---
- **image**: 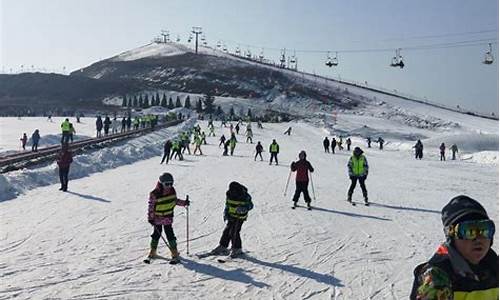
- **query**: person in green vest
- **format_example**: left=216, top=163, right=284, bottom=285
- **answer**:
left=193, top=135, right=203, bottom=155
left=347, top=146, right=369, bottom=205
left=269, top=139, right=280, bottom=165
left=210, top=181, right=253, bottom=258
left=60, top=118, right=71, bottom=144
left=229, top=133, right=237, bottom=156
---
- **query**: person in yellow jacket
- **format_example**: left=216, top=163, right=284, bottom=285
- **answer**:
left=60, top=118, right=71, bottom=144
left=347, top=147, right=369, bottom=205
left=269, top=139, right=279, bottom=165
left=410, top=195, right=498, bottom=300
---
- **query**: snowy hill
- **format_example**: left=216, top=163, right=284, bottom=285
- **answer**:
left=0, top=115, right=497, bottom=299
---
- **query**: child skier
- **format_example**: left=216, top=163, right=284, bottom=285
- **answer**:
left=146, top=173, right=190, bottom=264
left=410, top=195, right=498, bottom=299
left=210, top=182, right=253, bottom=258
left=347, top=147, right=369, bottom=205
left=291, top=151, right=314, bottom=210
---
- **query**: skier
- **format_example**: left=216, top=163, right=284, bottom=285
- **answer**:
left=323, top=137, right=330, bottom=153
left=121, top=117, right=127, bottom=133
left=246, top=128, right=253, bottom=143
left=111, top=117, right=119, bottom=134
left=223, top=140, right=230, bottom=156
left=170, top=139, right=183, bottom=161
left=346, top=138, right=352, bottom=151
left=254, top=141, right=264, bottom=161
left=219, top=134, right=226, bottom=148
left=291, top=151, right=314, bottom=210
left=451, top=144, right=459, bottom=160
left=331, top=137, right=337, bottom=154
left=337, top=137, right=343, bottom=151
left=440, top=142, right=446, bottom=161
left=31, top=129, right=40, bottom=152
left=377, top=137, right=384, bottom=150
left=60, top=118, right=71, bottom=144
left=235, top=123, right=240, bottom=135
left=160, top=140, right=172, bottom=164
left=410, top=195, right=498, bottom=299
left=126, top=116, right=132, bottom=131
left=193, top=134, right=203, bottom=155
left=56, top=143, right=73, bottom=192
left=201, top=131, right=207, bottom=145
left=181, top=132, right=191, bottom=155
left=414, top=140, right=423, bottom=160
left=146, top=173, right=190, bottom=263
left=229, top=133, right=237, bottom=156
left=209, top=181, right=253, bottom=258
left=69, top=122, right=76, bottom=143
left=269, top=139, right=279, bottom=165
left=347, top=147, right=369, bottom=205
left=257, top=120, right=263, bottom=129
left=20, top=133, right=27, bottom=150
left=209, top=125, right=216, bottom=137
left=284, top=127, right=292, bottom=135
left=103, top=116, right=111, bottom=136
left=367, top=137, right=372, bottom=148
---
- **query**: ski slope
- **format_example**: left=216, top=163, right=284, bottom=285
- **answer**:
left=0, top=117, right=498, bottom=299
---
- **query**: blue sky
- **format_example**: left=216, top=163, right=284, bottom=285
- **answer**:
left=1, top=0, right=498, bottom=113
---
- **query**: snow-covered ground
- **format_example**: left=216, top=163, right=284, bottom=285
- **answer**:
left=0, top=113, right=498, bottom=299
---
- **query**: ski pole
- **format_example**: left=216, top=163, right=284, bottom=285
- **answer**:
left=310, top=173, right=317, bottom=201
left=185, top=195, right=190, bottom=255
left=283, top=170, right=292, bottom=196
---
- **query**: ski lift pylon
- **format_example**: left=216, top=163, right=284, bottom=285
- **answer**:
left=483, top=43, right=494, bottom=65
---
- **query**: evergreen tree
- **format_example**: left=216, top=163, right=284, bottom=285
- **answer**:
left=155, top=92, right=160, bottom=106
left=143, top=94, right=150, bottom=108
left=229, top=106, right=235, bottom=119
left=203, top=94, right=215, bottom=114
left=139, top=95, right=144, bottom=108
left=161, top=94, right=167, bottom=107
left=216, top=106, right=224, bottom=116
left=168, top=97, right=174, bottom=109
left=122, top=95, right=127, bottom=107
left=196, top=98, right=203, bottom=113
left=133, top=95, right=138, bottom=107
left=175, top=96, right=182, bottom=108
left=247, top=108, right=252, bottom=119
left=184, top=95, right=191, bottom=109
left=128, top=97, right=132, bottom=107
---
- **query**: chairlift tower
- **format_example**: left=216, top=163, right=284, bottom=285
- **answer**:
left=191, top=26, right=203, bottom=54
left=161, top=30, right=169, bottom=43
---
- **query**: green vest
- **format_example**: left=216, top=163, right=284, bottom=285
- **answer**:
left=61, top=121, right=71, bottom=132
left=270, top=143, right=278, bottom=152
left=351, top=155, right=365, bottom=176
left=154, top=194, right=177, bottom=217
left=226, top=199, right=248, bottom=220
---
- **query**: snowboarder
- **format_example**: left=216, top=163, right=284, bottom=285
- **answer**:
left=284, top=127, right=292, bottom=135
left=254, top=141, right=264, bottom=161
left=56, top=143, right=73, bottom=192
left=20, top=133, right=27, bottom=150
left=414, top=140, right=423, bottom=160
left=323, top=137, right=330, bottom=153
left=219, top=134, right=226, bottom=148
left=291, top=151, right=314, bottom=210
left=60, top=118, right=71, bottom=144
left=331, top=138, right=337, bottom=154
left=451, top=144, right=459, bottom=160
left=377, top=137, right=384, bottom=150
left=31, top=129, right=40, bottom=152
left=367, top=137, right=372, bottom=148
left=209, top=181, right=253, bottom=258
left=346, top=138, right=352, bottom=151
left=160, top=140, right=172, bottom=164
left=410, top=195, right=498, bottom=299
left=347, top=147, right=369, bottom=205
left=146, top=173, right=190, bottom=263
left=269, top=139, right=279, bottom=165
left=440, top=142, right=446, bottom=161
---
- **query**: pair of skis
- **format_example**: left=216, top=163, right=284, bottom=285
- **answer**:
left=348, top=200, right=369, bottom=206
left=143, top=255, right=180, bottom=265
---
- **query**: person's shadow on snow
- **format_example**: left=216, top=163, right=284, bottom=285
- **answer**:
left=65, top=191, right=111, bottom=203
left=180, top=257, right=270, bottom=288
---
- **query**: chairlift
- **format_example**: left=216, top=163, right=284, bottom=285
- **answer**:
left=188, top=34, right=193, bottom=43
left=259, top=50, right=264, bottom=60
left=246, top=49, right=251, bottom=58
left=325, top=52, right=334, bottom=67
left=223, top=45, right=228, bottom=52
left=176, top=35, right=181, bottom=42
left=217, top=41, right=222, bottom=48
left=201, top=35, right=206, bottom=41
left=332, top=52, right=339, bottom=66
left=235, top=46, right=241, bottom=55
left=390, top=49, right=404, bottom=68
left=483, top=43, right=494, bottom=65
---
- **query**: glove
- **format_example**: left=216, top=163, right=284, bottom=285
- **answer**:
left=235, top=207, right=248, bottom=214
left=185, top=199, right=190, bottom=206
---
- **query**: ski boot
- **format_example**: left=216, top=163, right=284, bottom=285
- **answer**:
left=169, top=247, right=180, bottom=264
left=230, top=248, right=242, bottom=258
left=292, top=201, right=298, bottom=209
left=307, top=202, right=312, bottom=210
left=347, top=195, right=355, bottom=206
left=210, top=245, right=230, bottom=255
left=147, top=248, right=157, bottom=259
left=364, top=196, right=369, bottom=206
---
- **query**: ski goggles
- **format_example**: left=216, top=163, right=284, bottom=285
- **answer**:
left=447, top=219, right=495, bottom=240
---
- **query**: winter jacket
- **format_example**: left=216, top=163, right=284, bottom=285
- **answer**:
left=323, top=138, right=330, bottom=148
left=291, top=159, right=314, bottom=182
left=348, top=154, right=368, bottom=177
left=96, top=118, right=103, bottom=130
left=148, top=184, right=188, bottom=225
left=224, top=182, right=253, bottom=221
left=164, top=140, right=172, bottom=151
left=410, top=243, right=498, bottom=300
left=57, top=150, right=73, bottom=169
left=255, top=144, right=263, bottom=153
left=440, top=144, right=446, bottom=153
left=31, top=131, right=40, bottom=143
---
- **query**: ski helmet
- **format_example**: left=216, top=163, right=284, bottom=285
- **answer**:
left=159, top=172, right=174, bottom=185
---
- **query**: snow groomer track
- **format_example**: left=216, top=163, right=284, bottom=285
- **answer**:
left=0, top=119, right=183, bottom=173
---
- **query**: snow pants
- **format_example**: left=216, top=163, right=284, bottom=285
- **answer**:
left=219, top=218, right=244, bottom=250
left=348, top=176, right=367, bottom=199
left=270, top=152, right=278, bottom=165
left=292, top=181, right=311, bottom=204
left=254, top=152, right=263, bottom=161
left=59, top=167, right=70, bottom=191
left=160, top=149, right=171, bottom=164
left=440, top=152, right=446, bottom=161
left=151, top=224, right=176, bottom=249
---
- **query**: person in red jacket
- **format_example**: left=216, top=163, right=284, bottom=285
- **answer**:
left=56, top=143, right=73, bottom=191
left=291, top=151, right=314, bottom=210
left=147, top=173, right=190, bottom=263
